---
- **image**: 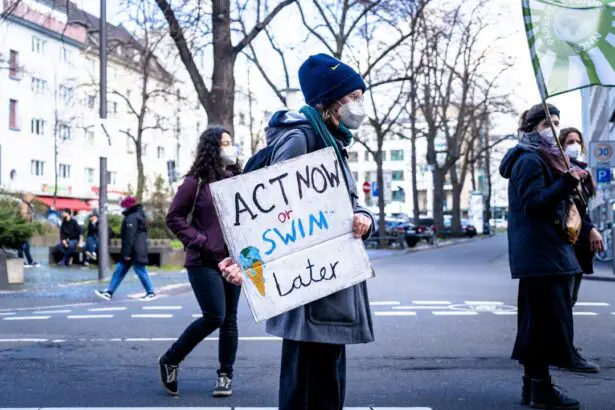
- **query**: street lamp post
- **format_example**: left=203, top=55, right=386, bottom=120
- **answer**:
left=98, top=0, right=109, bottom=281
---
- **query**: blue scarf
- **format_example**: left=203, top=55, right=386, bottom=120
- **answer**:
left=299, top=105, right=354, bottom=167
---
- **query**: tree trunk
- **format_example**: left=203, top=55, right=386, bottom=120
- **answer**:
left=211, top=0, right=236, bottom=134
left=376, top=152, right=387, bottom=247
left=484, top=131, right=493, bottom=230
left=450, top=166, right=462, bottom=232
left=432, top=167, right=446, bottom=233
left=410, top=132, right=420, bottom=225
left=53, top=113, right=58, bottom=209
left=135, top=142, right=145, bottom=202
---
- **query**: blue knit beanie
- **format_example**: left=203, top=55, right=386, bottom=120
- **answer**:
left=298, top=53, right=366, bottom=107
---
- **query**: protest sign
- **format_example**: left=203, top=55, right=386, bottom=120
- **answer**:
left=210, top=147, right=374, bottom=323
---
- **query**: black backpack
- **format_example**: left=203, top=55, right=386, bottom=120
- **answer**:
left=243, top=125, right=322, bottom=173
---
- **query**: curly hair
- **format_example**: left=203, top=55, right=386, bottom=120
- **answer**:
left=186, top=126, right=230, bottom=184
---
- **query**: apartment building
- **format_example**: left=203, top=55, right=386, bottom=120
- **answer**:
left=0, top=0, right=201, bottom=211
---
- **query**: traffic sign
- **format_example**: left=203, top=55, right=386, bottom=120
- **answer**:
left=596, top=168, right=612, bottom=184
left=362, top=181, right=370, bottom=194
left=590, top=141, right=615, bottom=167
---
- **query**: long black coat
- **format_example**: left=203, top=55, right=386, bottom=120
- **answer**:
left=570, top=159, right=595, bottom=274
left=121, top=204, right=148, bottom=265
left=499, top=144, right=582, bottom=279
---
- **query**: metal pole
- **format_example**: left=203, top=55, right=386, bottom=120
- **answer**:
left=98, top=0, right=109, bottom=281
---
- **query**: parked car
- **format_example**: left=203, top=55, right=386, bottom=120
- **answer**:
left=442, top=218, right=477, bottom=237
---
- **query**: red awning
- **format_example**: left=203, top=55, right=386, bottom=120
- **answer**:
left=36, top=196, right=93, bottom=212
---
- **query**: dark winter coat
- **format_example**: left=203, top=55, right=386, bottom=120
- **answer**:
left=263, top=110, right=375, bottom=345
left=60, top=218, right=82, bottom=241
left=166, top=174, right=234, bottom=268
left=87, top=220, right=115, bottom=241
left=570, top=159, right=595, bottom=274
left=121, top=204, right=148, bottom=265
left=499, top=143, right=582, bottom=279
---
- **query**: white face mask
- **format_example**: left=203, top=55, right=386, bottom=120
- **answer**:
left=565, top=143, right=582, bottom=159
left=220, top=147, right=237, bottom=166
left=339, top=100, right=366, bottom=130
left=538, top=127, right=559, bottom=142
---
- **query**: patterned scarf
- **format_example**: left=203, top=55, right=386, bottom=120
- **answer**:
left=518, top=132, right=569, bottom=175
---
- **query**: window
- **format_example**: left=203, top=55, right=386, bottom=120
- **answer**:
left=32, top=36, right=46, bottom=54
left=392, top=170, right=404, bottom=181
left=85, top=168, right=95, bottom=183
left=348, top=151, right=359, bottom=163
left=112, top=102, right=118, bottom=115
left=364, top=171, right=370, bottom=181
left=58, top=123, right=72, bottom=140
left=107, top=171, right=117, bottom=185
left=58, top=164, right=71, bottom=179
left=391, top=150, right=404, bottom=161
left=31, top=160, right=44, bottom=176
left=9, top=99, right=18, bottom=130
left=60, top=47, right=73, bottom=64
left=86, top=129, right=95, bottom=146
left=157, top=146, right=165, bottom=159
left=364, top=151, right=371, bottom=161
left=87, top=95, right=95, bottom=109
left=31, top=118, right=45, bottom=135
left=59, top=85, right=74, bottom=105
left=9, top=50, right=19, bottom=79
left=31, top=77, right=47, bottom=94
left=393, top=188, right=405, bottom=202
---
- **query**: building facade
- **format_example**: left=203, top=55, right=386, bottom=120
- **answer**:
left=0, top=0, right=201, bottom=212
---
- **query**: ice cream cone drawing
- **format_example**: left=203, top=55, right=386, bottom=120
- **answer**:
left=239, top=246, right=266, bottom=297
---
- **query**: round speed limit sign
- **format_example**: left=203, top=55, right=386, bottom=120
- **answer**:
left=594, top=143, right=613, bottom=163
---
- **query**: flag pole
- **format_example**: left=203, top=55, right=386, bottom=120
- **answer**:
left=541, top=99, right=571, bottom=171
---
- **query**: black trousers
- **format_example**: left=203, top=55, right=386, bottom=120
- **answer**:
left=165, top=266, right=241, bottom=377
left=279, top=339, right=346, bottom=410
left=571, top=273, right=583, bottom=307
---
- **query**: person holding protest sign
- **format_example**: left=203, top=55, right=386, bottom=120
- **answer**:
left=500, top=104, right=590, bottom=410
left=220, top=53, right=374, bottom=410
left=159, top=127, right=242, bottom=398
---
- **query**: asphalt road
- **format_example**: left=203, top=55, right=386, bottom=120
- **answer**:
left=1, top=235, right=615, bottom=410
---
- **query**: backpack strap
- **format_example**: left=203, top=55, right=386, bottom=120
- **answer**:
left=186, top=177, right=202, bottom=226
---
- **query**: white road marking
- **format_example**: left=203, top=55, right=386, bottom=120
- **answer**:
left=0, top=312, right=16, bottom=316
left=412, top=300, right=451, bottom=305
left=493, top=311, right=517, bottom=316
left=0, top=337, right=282, bottom=343
left=464, top=301, right=504, bottom=306
left=142, top=306, right=182, bottom=310
left=24, top=407, right=434, bottom=410
left=0, top=302, right=94, bottom=313
left=370, top=301, right=401, bottom=306
left=131, top=314, right=174, bottom=319
left=192, top=313, right=203, bottom=318
left=573, top=312, right=598, bottom=316
left=375, top=311, right=417, bottom=316
left=575, top=302, right=609, bottom=307
left=0, top=338, right=49, bottom=342
left=393, top=306, right=449, bottom=310
left=3, top=316, right=50, bottom=321
left=33, top=309, right=72, bottom=314
left=88, top=307, right=127, bottom=312
left=52, top=339, right=66, bottom=343
left=67, top=315, right=114, bottom=319
left=432, top=311, right=478, bottom=316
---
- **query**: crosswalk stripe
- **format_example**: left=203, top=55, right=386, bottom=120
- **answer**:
left=131, top=314, right=173, bottom=319
left=3, top=316, right=50, bottom=321
left=142, top=306, right=183, bottom=310
left=432, top=311, right=478, bottom=316
left=8, top=407, right=434, bottom=410
left=67, top=315, right=114, bottom=319
left=375, top=311, right=417, bottom=316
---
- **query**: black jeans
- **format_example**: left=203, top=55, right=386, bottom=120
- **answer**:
left=164, top=266, right=241, bottom=377
left=279, top=339, right=346, bottom=410
left=18, top=241, right=34, bottom=264
left=571, top=273, right=583, bottom=307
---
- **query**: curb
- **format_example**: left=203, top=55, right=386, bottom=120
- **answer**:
left=368, top=235, right=492, bottom=261
left=583, top=275, right=615, bottom=282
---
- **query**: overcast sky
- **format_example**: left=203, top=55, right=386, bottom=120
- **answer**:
left=78, top=0, right=583, bottom=133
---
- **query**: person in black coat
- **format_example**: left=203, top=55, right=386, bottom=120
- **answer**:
left=95, top=197, right=156, bottom=301
left=55, top=208, right=82, bottom=266
left=500, top=104, right=596, bottom=410
left=558, top=128, right=604, bottom=303
left=84, top=211, right=116, bottom=266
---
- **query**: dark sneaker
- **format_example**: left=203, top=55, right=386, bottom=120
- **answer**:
left=141, top=293, right=157, bottom=301
left=530, top=378, right=580, bottom=409
left=213, top=373, right=232, bottom=397
left=561, top=352, right=600, bottom=374
left=158, top=355, right=179, bottom=396
left=94, top=290, right=112, bottom=301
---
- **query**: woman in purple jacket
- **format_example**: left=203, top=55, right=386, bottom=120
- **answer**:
left=158, top=126, right=241, bottom=398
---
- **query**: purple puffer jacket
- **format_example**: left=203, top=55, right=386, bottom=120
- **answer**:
left=166, top=175, right=229, bottom=268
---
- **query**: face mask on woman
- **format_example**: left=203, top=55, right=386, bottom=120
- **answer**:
left=565, top=143, right=582, bottom=160
left=339, top=100, right=366, bottom=130
left=538, top=127, right=559, bottom=143
left=220, top=147, right=238, bottom=166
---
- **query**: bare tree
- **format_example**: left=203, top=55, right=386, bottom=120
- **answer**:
left=153, top=0, right=296, bottom=134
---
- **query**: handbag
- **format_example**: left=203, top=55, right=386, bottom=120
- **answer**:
left=562, top=198, right=582, bottom=245
left=186, top=178, right=202, bottom=226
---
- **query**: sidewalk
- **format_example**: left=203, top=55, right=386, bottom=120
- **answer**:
left=366, top=235, right=485, bottom=261
left=586, top=261, right=615, bottom=282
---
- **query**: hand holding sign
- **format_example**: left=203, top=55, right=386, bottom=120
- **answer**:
left=219, top=257, right=243, bottom=286
left=353, top=213, right=372, bottom=238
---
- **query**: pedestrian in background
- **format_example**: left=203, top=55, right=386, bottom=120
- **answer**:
left=220, top=53, right=374, bottom=410
left=500, top=103, right=589, bottom=410
left=55, top=208, right=81, bottom=266
left=95, top=196, right=155, bottom=301
left=159, top=127, right=242, bottom=398
left=18, top=193, right=40, bottom=268
left=84, top=210, right=115, bottom=267
left=558, top=127, right=602, bottom=373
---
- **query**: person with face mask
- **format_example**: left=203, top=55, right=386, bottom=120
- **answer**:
left=500, top=104, right=596, bottom=410
left=219, top=53, right=374, bottom=410
left=55, top=208, right=82, bottom=266
left=158, top=127, right=242, bottom=398
left=95, top=196, right=155, bottom=301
